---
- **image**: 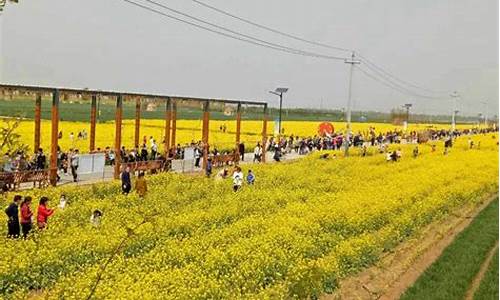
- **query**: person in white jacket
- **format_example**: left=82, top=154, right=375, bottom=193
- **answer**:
left=253, top=143, right=262, bottom=162
left=232, top=166, right=243, bottom=192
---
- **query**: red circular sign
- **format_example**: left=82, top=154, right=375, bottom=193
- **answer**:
left=318, top=122, right=335, bottom=137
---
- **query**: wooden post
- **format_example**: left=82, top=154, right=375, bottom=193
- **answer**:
left=261, top=104, right=268, bottom=163
left=164, top=97, right=171, bottom=155
left=34, top=93, right=41, bottom=152
left=134, top=97, right=141, bottom=147
left=49, top=89, right=59, bottom=186
left=235, top=102, right=242, bottom=156
left=201, top=101, right=210, bottom=170
left=89, top=95, right=97, bottom=152
left=171, top=100, right=177, bottom=151
left=114, top=94, right=123, bottom=179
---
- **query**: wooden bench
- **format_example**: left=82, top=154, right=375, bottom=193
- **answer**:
left=121, top=160, right=166, bottom=174
left=0, top=170, right=49, bottom=190
left=213, top=153, right=239, bottom=167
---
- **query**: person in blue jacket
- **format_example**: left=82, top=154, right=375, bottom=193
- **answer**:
left=246, top=170, right=255, bottom=185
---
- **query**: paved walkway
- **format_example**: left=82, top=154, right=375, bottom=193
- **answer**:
left=18, top=151, right=303, bottom=190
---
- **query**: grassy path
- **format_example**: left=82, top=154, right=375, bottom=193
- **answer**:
left=465, top=242, right=498, bottom=299
left=401, top=199, right=499, bottom=300
left=473, top=250, right=499, bottom=300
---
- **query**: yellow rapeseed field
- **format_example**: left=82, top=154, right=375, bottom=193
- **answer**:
left=14, top=119, right=477, bottom=152
left=0, top=133, right=497, bottom=299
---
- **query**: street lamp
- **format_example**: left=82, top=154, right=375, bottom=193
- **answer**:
left=269, top=87, right=288, bottom=136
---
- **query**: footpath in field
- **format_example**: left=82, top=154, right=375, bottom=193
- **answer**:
left=401, top=199, right=499, bottom=300
left=326, top=196, right=499, bottom=300
left=20, top=151, right=302, bottom=190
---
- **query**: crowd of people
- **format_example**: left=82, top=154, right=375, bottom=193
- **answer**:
left=1, top=125, right=497, bottom=192
left=4, top=192, right=107, bottom=239
left=261, top=126, right=498, bottom=159
left=5, top=195, right=55, bottom=239
left=3, top=124, right=498, bottom=239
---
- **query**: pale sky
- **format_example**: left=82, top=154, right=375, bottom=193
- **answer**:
left=0, top=0, right=498, bottom=117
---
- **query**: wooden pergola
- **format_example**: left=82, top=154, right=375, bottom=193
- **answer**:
left=0, top=84, right=269, bottom=186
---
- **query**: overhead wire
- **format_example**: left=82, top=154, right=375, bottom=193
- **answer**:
left=121, top=0, right=458, bottom=107
left=357, top=59, right=446, bottom=100
left=121, top=0, right=346, bottom=61
left=355, top=65, right=448, bottom=100
left=355, top=53, right=449, bottom=95
left=189, top=0, right=449, bottom=97
left=190, top=0, right=353, bottom=53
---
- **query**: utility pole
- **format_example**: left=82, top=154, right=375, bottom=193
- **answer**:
left=450, top=91, right=459, bottom=131
left=403, top=103, right=412, bottom=131
left=481, top=101, right=488, bottom=127
left=344, top=51, right=361, bottom=155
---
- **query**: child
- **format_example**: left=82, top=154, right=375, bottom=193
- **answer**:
left=206, top=157, right=213, bottom=177
left=59, top=194, right=67, bottom=209
left=90, top=210, right=103, bottom=227
left=232, top=166, right=243, bottom=192
left=246, top=170, right=255, bottom=185
left=413, top=146, right=419, bottom=158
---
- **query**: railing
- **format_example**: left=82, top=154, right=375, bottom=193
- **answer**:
left=120, top=159, right=166, bottom=173
left=212, top=153, right=239, bottom=167
left=0, top=169, right=49, bottom=190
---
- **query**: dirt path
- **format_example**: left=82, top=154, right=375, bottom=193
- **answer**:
left=323, top=195, right=497, bottom=300
left=464, top=240, right=499, bottom=300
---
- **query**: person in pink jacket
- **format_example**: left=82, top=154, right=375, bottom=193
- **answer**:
left=37, top=197, right=54, bottom=230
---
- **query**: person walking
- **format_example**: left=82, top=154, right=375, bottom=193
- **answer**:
left=37, top=197, right=55, bottom=230
left=140, top=144, right=148, bottom=161
left=20, top=196, right=33, bottom=238
left=205, top=157, right=213, bottom=177
left=273, top=145, right=281, bottom=162
left=194, top=146, right=202, bottom=168
left=70, top=149, right=79, bottom=182
left=253, top=143, right=262, bottom=162
left=121, top=166, right=132, bottom=194
left=150, top=140, right=158, bottom=160
left=35, top=148, right=46, bottom=170
left=135, top=172, right=148, bottom=198
left=5, top=195, right=22, bottom=238
left=238, top=143, right=245, bottom=161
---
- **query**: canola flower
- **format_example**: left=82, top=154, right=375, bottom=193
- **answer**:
left=0, top=134, right=497, bottom=299
left=12, top=119, right=477, bottom=153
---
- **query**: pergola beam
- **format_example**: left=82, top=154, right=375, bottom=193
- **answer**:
left=49, top=89, right=59, bottom=186
left=34, top=93, right=41, bottom=152
left=114, top=95, right=123, bottom=179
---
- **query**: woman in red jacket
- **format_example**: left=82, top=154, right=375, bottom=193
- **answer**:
left=20, top=196, right=33, bottom=238
left=37, top=197, right=54, bottom=230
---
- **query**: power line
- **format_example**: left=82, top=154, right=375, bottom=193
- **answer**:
left=123, top=0, right=459, bottom=107
left=356, top=53, right=449, bottom=95
left=121, top=0, right=346, bottom=61
left=190, top=0, right=448, bottom=96
left=191, top=0, right=353, bottom=53
left=355, top=65, right=447, bottom=100
left=359, top=58, right=445, bottom=100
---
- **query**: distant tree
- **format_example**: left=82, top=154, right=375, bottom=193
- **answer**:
left=0, top=0, right=19, bottom=12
